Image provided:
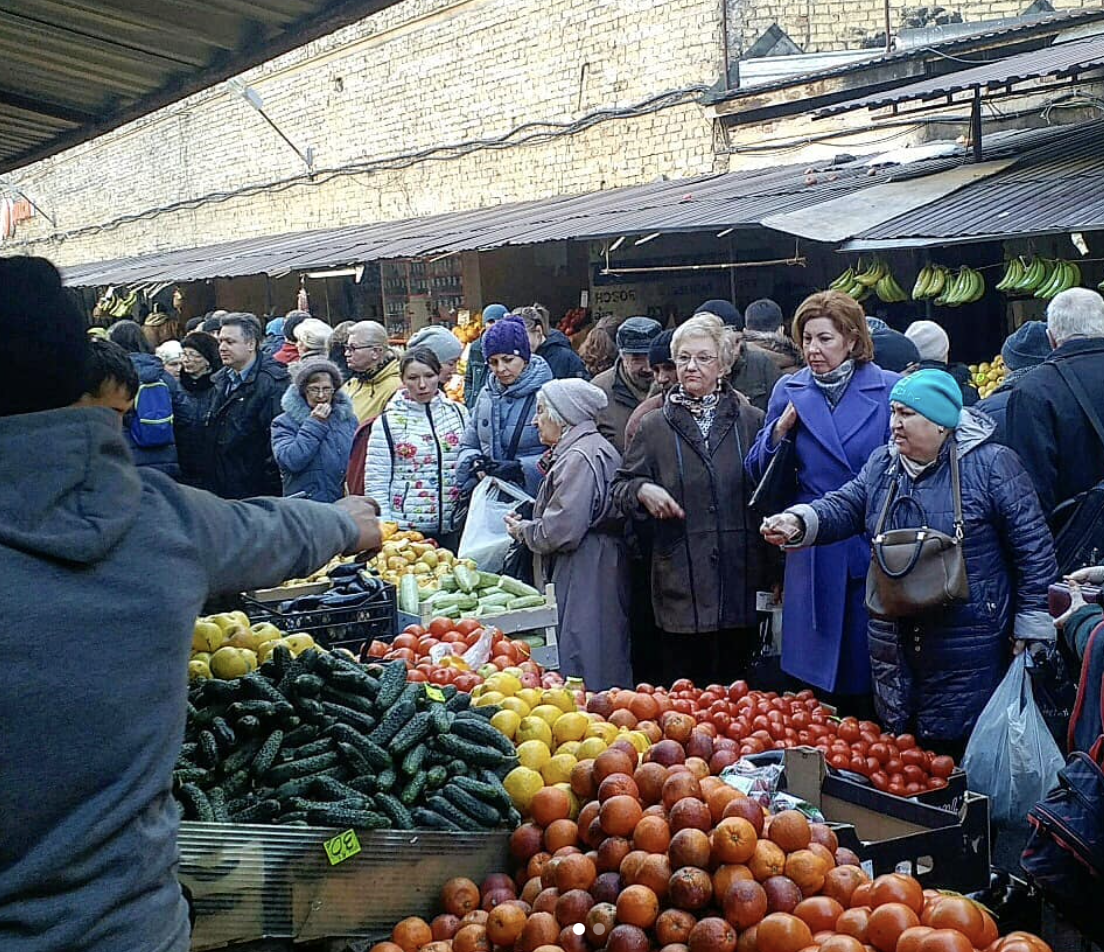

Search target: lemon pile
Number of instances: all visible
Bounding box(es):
[969,354,1006,399]
[477,672,652,817]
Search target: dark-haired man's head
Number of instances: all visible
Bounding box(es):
[218,313,262,371]
[76,338,139,416]
[744,299,784,334]
[0,256,90,417]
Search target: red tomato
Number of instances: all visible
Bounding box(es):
[390,648,416,664]
[671,678,694,692]
[491,655,511,670]
[427,617,454,638]
[402,624,426,637]
[869,743,889,765]
[392,632,419,651]
[453,673,481,692]
[464,630,483,647]
[509,639,532,660]
[366,640,389,659]
[926,777,948,791]
[829,752,851,769]
[897,733,918,751]
[407,669,428,682]
[429,667,455,685]
[417,636,440,654]
[839,719,861,743]
[713,712,732,732]
[902,765,927,785]
[871,770,889,791]
[455,618,482,636]
[728,680,750,701]
[930,756,955,779]
[441,630,465,644]
[901,748,929,770]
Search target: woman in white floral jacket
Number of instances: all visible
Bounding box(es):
[366,347,470,547]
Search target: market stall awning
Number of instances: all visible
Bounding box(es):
[816,32,1104,118]
[55,121,1101,287]
[840,119,1104,249]
[0,0,405,173]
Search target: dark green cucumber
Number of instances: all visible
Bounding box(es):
[251,730,284,777]
[412,807,462,831]
[197,730,220,769]
[172,767,209,786]
[241,672,288,705]
[376,661,407,708]
[389,712,431,755]
[376,768,397,793]
[425,795,481,832]
[229,798,281,822]
[400,771,428,806]
[178,783,213,822]
[320,701,377,735]
[264,750,339,785]
[308,807,389,830]
[452,713,516,755]
[292,673,326,698]
[426,765,449,789]
[208,787,231,823]
[331,724,391,770]
[401,744,428,776]
[221,738,263,776]
[375,792,414,829]
[442,785,501,827]
[368,699,416,748]
[436,733,511,767]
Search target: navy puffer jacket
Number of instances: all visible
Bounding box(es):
[789,409,1056,741]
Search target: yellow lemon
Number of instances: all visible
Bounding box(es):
[530,704,565,728]
[622,731,651,754]
[516,716,553,748]
[554,782,582,820]
[556,741,582,759]
[516,688,543,710]
[552,711,589,745]
[541,687,576,714]
[541,752,577,785]
[474,691,506,708]
[500,697,531,718]
[491,709,521,741]
[503,767,545,814]
[577,737,608,761]
[586,721,619,744]
[487,672,522,697]
[516,739,552,772]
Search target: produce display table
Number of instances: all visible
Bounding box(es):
[179,823,508,950]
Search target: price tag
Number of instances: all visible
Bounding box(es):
[323,828,362,866]
[425,685,446,702]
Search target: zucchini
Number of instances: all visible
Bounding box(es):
[375,792,414,829]
[332,724,392,771]
[477,594,512,609]
[455,594,478,611]
[506,595,545,610]
[426,591,462,610]
[442,785,501,827]
[453,713,517,755]
[208,787,231,823]
[477,571,502,589]
[251,730,284,777]
[436,733,511,767]
[264,751,340,785]
[178,783,214,822]
[368,699,416,748]
[499,576,541,598]
[376,662,407,709]
[438,576,458,593]
[454,564,479,594]
[399,574,421,615]
[389,711,431,755]
[400,771,428,806]
[412,807,462,831]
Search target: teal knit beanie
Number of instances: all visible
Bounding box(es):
[890,369,962,428]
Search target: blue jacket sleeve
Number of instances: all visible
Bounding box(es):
[1066,604,1104,662]
[987,446,1059,641]
[745,376,790,482]
[271,415,328,474]
[796,455,875,546]
[167,482,359,595]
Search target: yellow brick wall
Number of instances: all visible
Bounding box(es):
[7,0,722,268]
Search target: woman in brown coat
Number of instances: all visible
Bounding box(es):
[612,314,771,684]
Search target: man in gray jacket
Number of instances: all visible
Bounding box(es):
[0,257,382,952]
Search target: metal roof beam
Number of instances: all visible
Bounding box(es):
[0,89,95,125]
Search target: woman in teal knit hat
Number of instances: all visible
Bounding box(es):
[761,369,1057,753]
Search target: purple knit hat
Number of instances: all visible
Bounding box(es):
[483,315,530,361]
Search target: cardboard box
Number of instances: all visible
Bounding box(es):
[778,748,991,891]
[246,580,331,603]
[179,822,509,949]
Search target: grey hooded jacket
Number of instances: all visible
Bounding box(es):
[0,407,358,952]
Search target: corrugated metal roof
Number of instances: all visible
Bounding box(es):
[844,119,1104,247]
[0,1,405,173]
[817,33,1104,117]
[55,121,1101,286]
[705,7,1104,105]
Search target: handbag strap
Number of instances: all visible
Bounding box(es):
[1056,361,1104,450]
[505,394,537,461]
[874,440,964,541]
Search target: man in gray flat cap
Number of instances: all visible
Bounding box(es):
[591,316,663,453]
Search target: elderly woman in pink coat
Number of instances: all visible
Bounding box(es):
[505,379,632,690]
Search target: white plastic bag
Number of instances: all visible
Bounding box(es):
[458,477,533,574]
[962,652,1066,826]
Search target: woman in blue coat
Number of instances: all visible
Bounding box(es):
[762,371,1056,746]
[457,315,554,496]
[271,359,358,502]
[746,292,899,706]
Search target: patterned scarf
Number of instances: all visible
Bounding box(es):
[812,358,855,409]
[669,385,720,437]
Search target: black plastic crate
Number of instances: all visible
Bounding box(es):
[242,585,396,652]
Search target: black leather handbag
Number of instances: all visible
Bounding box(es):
[865,442,969,619]
[748,435,798,514]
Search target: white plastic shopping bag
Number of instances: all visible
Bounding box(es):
[458,476,533,574]
[962,652,1066,826]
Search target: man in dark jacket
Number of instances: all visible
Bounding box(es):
[867,317,920,373]
[1005,288,1104,517]
[206,312,290,498]
[593,316,663,454]
[742,298,803,375]
[975,320,1050,441]
[0,256,382,952]
[518,304,589,381]
[695,299,782,412]
[905,319,979,406]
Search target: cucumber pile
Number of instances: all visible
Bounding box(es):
[399,567,545,618]
[175,645,521,832]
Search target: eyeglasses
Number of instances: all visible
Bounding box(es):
[674,353,718,368]
[344,343,379,353]
[305,386,334,396]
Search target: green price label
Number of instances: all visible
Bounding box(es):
[323,828,362,866]
[425,685,446,702]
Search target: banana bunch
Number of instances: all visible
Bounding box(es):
[935,266,985,307]
[829,258,905,303]
[1034,260,1081,300]
[96,288,139,319]
[912,264,952,301]
[995,256,1081,298]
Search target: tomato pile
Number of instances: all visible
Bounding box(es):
[367,736,1049,952]
[364,617,559,694]
[587,684,956,797]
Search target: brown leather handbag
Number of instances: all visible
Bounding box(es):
[865,441,969,619]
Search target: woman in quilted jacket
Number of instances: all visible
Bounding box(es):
[762,369,1057,752]
[366,348,470,548]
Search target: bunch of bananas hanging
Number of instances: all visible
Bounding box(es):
[914,265,985,307]
[829,258,908,303]
[995,257,1082,300]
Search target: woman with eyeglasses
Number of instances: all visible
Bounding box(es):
[366,348,470,549]
[745,291,900,714]
[270,358,358,502]
[611,313,773,683]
